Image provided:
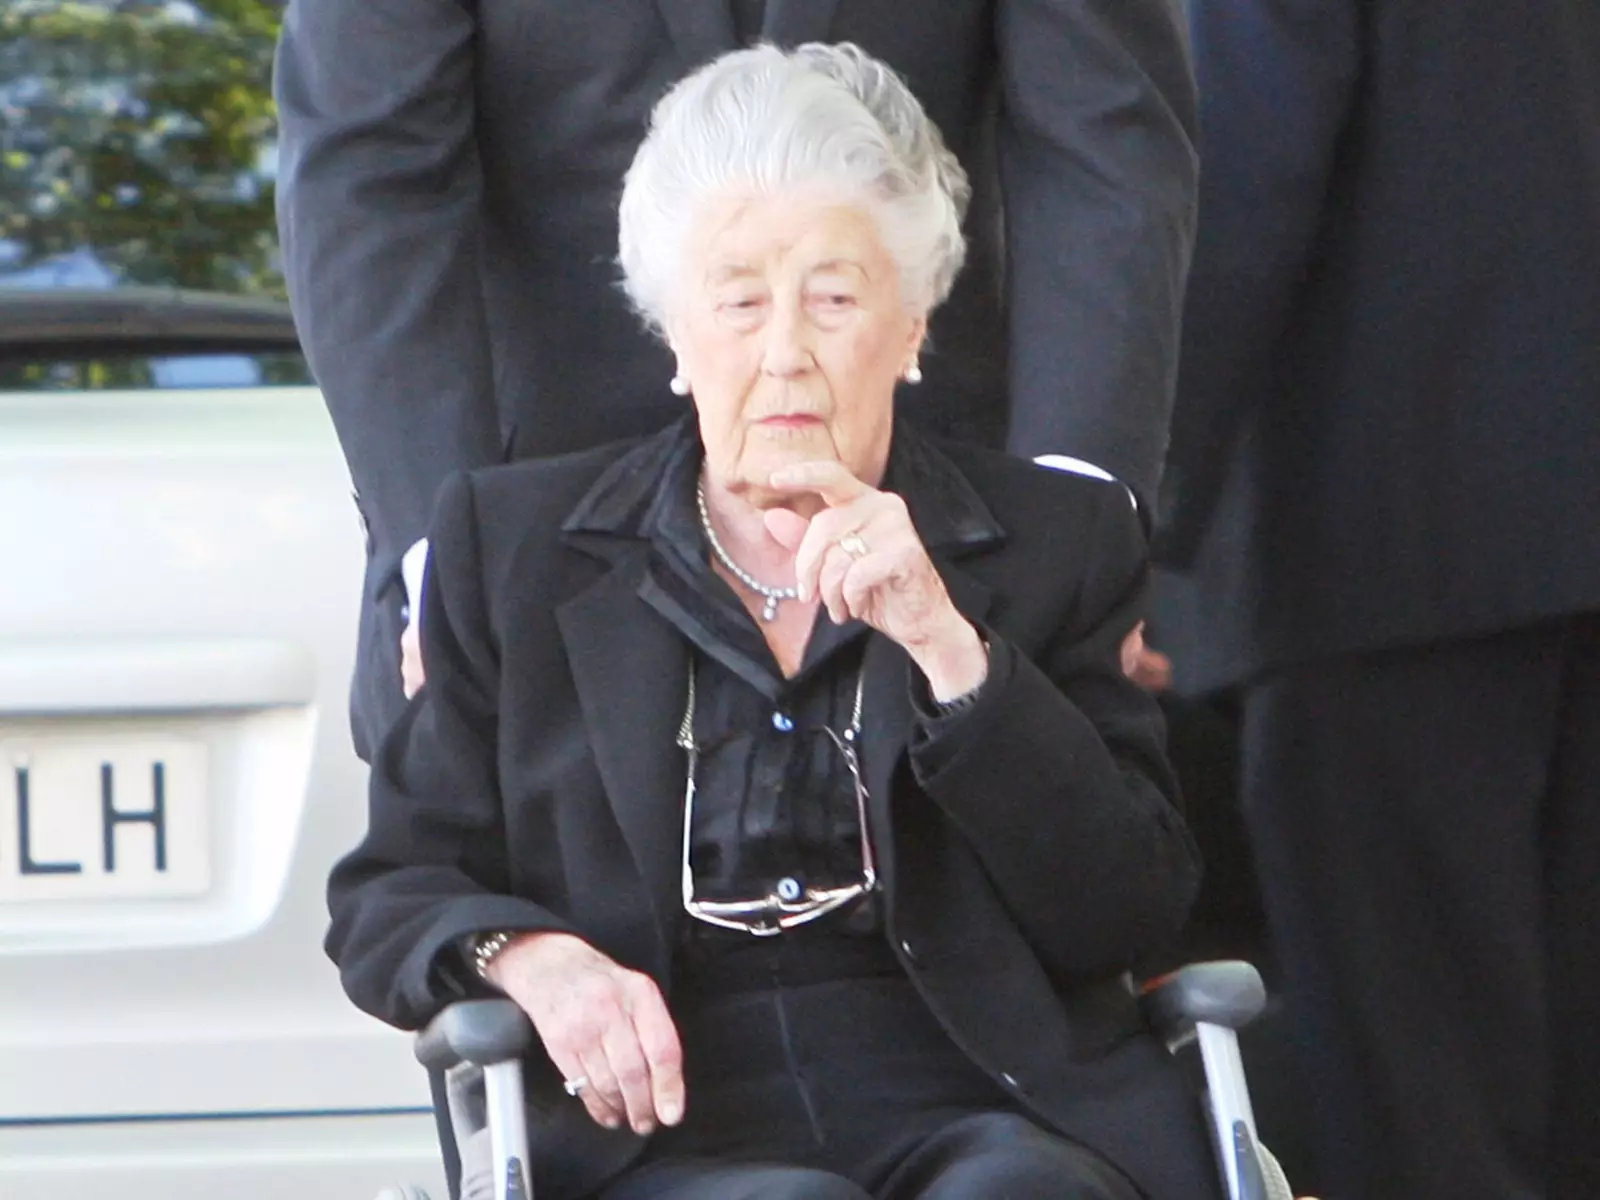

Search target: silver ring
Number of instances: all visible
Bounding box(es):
[838,532,869,559]
[562,1075,589,1097]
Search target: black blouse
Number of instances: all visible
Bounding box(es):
[627,426,980,943]
[640,436,877,930]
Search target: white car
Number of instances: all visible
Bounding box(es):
[0,287,447,1200]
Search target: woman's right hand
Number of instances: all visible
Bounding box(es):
[485,931,685,1136]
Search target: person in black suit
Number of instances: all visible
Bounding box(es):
[1157,0,1600,1195]
[271,0,1199,760]
[327,46,1216,1200]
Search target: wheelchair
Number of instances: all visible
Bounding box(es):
[374,960,1292,1200]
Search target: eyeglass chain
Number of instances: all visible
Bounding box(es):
[676,661,865,751]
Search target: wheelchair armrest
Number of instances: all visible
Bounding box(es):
[415,998,535,1073]
[1140,960,1267,1041]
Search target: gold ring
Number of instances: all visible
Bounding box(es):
[838,532,869,558]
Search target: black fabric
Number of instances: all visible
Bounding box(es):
[675,650,875,913]
[729,0,766,46]
[599,933,1138,1198]
[629,428,875,913]
[601,1162,871,1200]
[602,1111,1143,1200]
[1240,613,1600,1199]
[272,0,1201,759]
[673,921,904,994]
[1156,4,1600,1196]
[1157,0,1600,693]
[650,945,1014,1170]
[607,419,994,920]
[324,427,1211,1199]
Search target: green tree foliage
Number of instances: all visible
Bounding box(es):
[0,0,285,296]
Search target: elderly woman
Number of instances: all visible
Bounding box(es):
[329,44,1211,1200]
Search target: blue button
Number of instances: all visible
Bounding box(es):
[771,711,794,732]
[777,877,803,902]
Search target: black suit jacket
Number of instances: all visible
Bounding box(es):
[273,0,1198,750]
[1155,0,1600,693]
[325,429,1211,1199]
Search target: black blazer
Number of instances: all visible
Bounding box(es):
[1155,0,1600,693]
[273,0,1199,748]
[326,429,1211,1199]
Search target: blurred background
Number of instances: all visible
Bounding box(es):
[3,0,282,292]
[1,0,305,384]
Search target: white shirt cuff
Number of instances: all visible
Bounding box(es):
[1031,455,1137,509]
[401,538,430,626]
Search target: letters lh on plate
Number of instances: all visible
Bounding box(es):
[1,737,210,902]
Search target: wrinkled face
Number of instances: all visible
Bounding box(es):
[667,189,925,502]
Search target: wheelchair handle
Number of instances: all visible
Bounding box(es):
[1139,960,1268,1039]
[415,998,534,1072]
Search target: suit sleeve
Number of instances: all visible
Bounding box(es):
[995,0,1200,511]
[325,474,579,1031]
[1156,0,1363,566]
[273,0,504,588]
[909,484,1199,979]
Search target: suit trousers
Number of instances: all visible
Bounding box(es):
[458,1109,1137,1200]
[595,1111,1139,1199]
[1241,612,1600,1200]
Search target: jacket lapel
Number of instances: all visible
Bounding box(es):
[762,0,843,46]
[556,544,690,970]
[654,0,736,65]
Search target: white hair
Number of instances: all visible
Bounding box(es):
[617,42,971,337]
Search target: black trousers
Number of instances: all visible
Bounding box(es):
[1242,613,1600,1200]
[598,1111,1137,1199]
[591,932,1141,1199]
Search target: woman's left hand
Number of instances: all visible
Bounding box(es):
[764,460,987,701]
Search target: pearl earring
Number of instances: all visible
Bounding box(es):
[904,360,923,385]
[669,374,691,396]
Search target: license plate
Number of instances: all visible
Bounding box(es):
[1,736,210,902]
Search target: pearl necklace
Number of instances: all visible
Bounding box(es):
[696,482,800,621]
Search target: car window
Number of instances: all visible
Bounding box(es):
[0,350,312,392]
[0,0,285,298]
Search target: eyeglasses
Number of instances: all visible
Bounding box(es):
[675,666,878,937]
